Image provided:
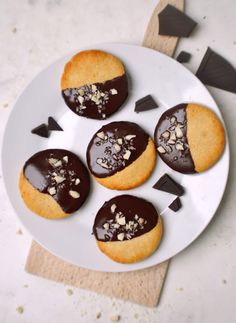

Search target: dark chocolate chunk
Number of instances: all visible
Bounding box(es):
[176,51,191,63]
[158,4,197,37]
[169,197,182,212]
[135,95,158,113]
[196,47,236,93]
[153,174,185,196]
[48,117,63,131]
[31,124,49,138]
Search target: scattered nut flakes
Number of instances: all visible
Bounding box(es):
[16,306,24,314]
[110,88,118,95]
[16,229,23,235]
[125,134,136,140]
[48,186,56,195]
[63,156,68,163]
[123,150,131,160]
[110,314,121,322]
[114,143,121,152]
[117,233,125,241]
[110,204,117,214]
[66,288,73,296]
[157,146,166,154]
[54,175,66,184]
[69,190,80,199]
[117,138,123,145]
[75,178,80,185]
[97,131,105,140]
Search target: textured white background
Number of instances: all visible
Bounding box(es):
[0,0,236,322]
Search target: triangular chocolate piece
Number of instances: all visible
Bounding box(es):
[31,124,49,138]
[48,117,63,131]
[169,197,182,212]
[135,95,158,113]
[176,51,191,63]
[153,174,185,196]
[158,4,197,37]
[196,47,236,93]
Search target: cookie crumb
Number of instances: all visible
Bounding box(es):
[23,284,28,288]
[66,288,73,296]
[16,229,23,235]
[222,279,227,284]
[12,27,17,33]
[96,312,102,319]
[3,103,8,108]
[203,16,206,19]
[16,306,24,314]
[110,314,121,322]
[134,313,139,319]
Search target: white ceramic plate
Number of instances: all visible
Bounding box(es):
[2,44,229,272]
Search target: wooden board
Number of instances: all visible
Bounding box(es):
[25,0,184,307]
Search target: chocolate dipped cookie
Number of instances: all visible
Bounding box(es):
[19,149,90,219]
[93,195,163,264]
[154,103,225,173]
[61,50,128,119]
[86,121,156,190]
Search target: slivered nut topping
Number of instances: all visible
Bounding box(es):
[103,223,109,230]
[63,156,68,163]
[175,125,183,138]
[75,178,80,185]
[48,187,56,195]
[157,146,166,154]
[54,160,62,167]
[117,138,123,145]
[117,233,125,241]
[96,131,105,140]
[123,150,131,160]
[171,116,177,124]
[48,158,59,166]
[125,134,136,140]
[114,143,121,152]
[162,131,170,139]
[176,142,184,150]
[110,204,117,214]
[96,158,110,169]
[116,216,126,226]
[69,190,80,199]
[110,88,118,95]
[54,175,66,184]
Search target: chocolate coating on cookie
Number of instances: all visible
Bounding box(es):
[154,104,195,174]
[23,149,90,213]
[62,74,128,120]
[93,195,158,242]
[86,121,149,178]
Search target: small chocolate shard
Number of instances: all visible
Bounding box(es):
[158,4,197,37]
[196,47,236,93]
[176,51,191,63]
[135,95,158,113]
[31,123,49,138]
[169,197,182,212]
[48,117,63,131]
[153,173,185,196]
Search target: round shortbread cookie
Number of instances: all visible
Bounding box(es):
[61,50,128,120]
[86,121,156,190]
[19,149,90,219]
[154,103,225,174]
[93,195,163,264]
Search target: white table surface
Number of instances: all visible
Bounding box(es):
[0,0,236,322]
